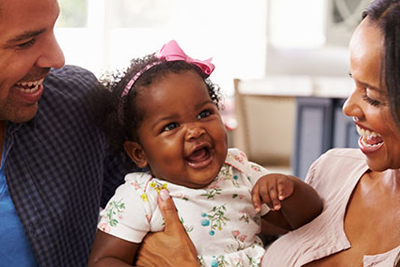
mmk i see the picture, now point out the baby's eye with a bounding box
[197,110,211,119]
[163,122,179,132]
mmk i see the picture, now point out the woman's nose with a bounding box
[342,89,363,120]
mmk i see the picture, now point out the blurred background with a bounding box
[56,0,370,179]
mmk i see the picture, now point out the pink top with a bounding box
[261,148,400,267]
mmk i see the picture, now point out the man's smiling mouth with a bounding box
[15,78,44,93]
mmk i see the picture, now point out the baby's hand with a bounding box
[251,173,295,213]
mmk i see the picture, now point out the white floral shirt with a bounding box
[99,148,270,267]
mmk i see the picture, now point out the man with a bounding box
[0,0,128,266]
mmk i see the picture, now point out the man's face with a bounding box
[0,0,65,123]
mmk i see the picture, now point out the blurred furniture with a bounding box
[233,76,358,179]
[233,78,297,168]
[293,97,358,179]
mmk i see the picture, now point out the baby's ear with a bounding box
[124,141,148,168]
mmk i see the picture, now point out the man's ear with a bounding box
[124,141,148,168]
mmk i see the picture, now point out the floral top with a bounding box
[99,148,270,267]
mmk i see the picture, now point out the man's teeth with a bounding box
[16,78,44,93]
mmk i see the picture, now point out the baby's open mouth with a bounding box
[186,146,213,169]
[187,147,210,163]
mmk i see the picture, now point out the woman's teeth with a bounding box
[356,125,383,146]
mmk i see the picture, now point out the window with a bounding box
[268,0,326,48]
[55,0,268,97]
[326,0,371,46]
[58,0,88,27]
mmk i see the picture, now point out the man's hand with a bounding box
[135,189,200,267]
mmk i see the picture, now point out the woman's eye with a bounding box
[363,95,381,106]
[198,110,211,119]
[163,122,179,132]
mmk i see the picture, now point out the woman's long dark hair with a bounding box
[362,1,400,266]
[363,0,400,130]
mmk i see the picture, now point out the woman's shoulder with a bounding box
[323,148,365,160]
[310,148,365,173]
[305,148,367,195]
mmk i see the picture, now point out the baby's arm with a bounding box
[88,230,140,267]
[252,173,322,231]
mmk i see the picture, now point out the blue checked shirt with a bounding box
[4,65,129,266]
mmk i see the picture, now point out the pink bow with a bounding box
[156,40,215,75]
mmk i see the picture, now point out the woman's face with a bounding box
[343,17,400,171]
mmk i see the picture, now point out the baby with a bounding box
[88,40,322,267]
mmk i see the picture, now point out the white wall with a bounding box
[56,0,269,98]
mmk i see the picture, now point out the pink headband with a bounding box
[121,40,214,98]
[119,40,215,123]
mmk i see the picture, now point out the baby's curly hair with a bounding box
[90,53,222,163]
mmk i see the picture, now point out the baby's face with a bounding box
[129,70,228,188]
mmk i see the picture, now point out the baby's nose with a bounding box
[185,125,205,140]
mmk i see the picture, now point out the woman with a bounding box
[133,0,400,266]
[261,0,400,265]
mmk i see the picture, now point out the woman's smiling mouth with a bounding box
[356,124,384,153]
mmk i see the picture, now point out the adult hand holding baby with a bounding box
[135,189,200,267]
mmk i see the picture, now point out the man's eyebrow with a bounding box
[6,29,46,44]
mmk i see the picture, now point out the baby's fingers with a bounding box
[276,177,295,200]
[256,179,278,211]
[251,184,262,213]
[277,181,286,201]
[265,183,281,211]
